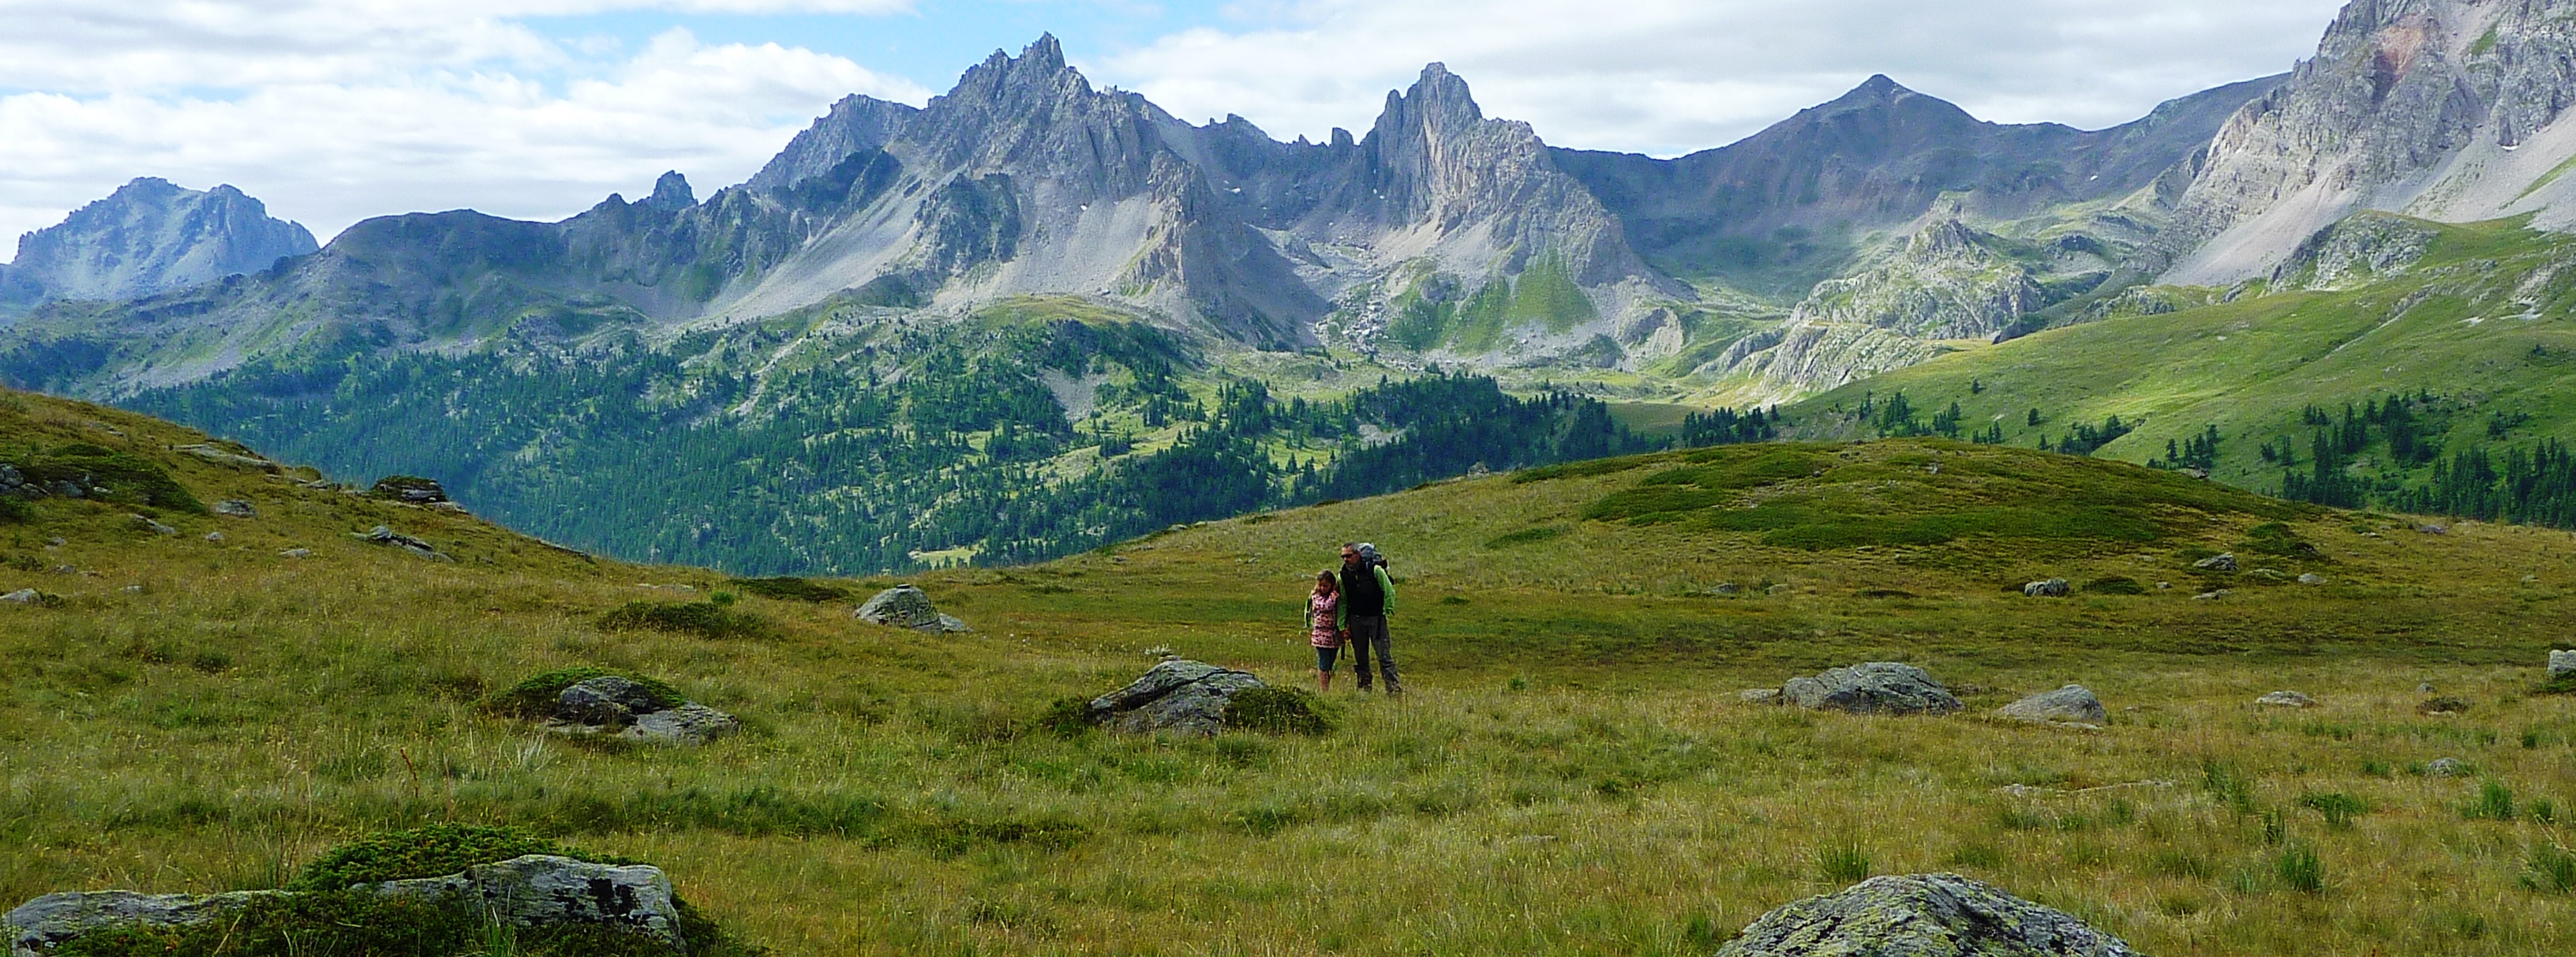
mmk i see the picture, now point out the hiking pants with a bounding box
[1346,615,1398,692]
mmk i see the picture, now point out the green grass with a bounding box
[6,388,2576,954]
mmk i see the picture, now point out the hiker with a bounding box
[1339,542,1398,695]
[1306,570,1343,692]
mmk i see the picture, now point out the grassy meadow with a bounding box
[5,388,2576,955]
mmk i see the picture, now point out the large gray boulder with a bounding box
[1780,662,1963,715]
[2552,649,2575,678]
[556,676,665,727]
[1715,873,2140,956]
[2021,579,2069,597]
[1088,659,1265,736]
[7,890,282,955]
[369,855,683,947]
[543,677,739,746]
[2192,553,2237,572]
[629,704,742,745]
[855,584,971,632]
[1998,685,2106,725]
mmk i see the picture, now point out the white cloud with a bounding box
[1095,0,2349,156]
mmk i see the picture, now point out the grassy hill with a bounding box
[6,388,2576,955]
[1784,216,2576,525]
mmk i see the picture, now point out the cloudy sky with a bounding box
[0,0,2349,246]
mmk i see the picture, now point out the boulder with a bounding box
[2428,757,2470,777]
[2255,690,2316,708]
[1,589,39,604]
[351,524,451,561]
[1087,659,1265,736]
[2551,649,2574,678]
[369,855,683,947]
[368,475,449,505]
[1998,685,2106,725]
[628,704,742,745]
[129,514,177,536]
[1780,662,1963,715]
[1714,873,2140,957]
[7,889,284,955]
[2297,572,2326,584]
[2021,579,2069,598]
[1738,688,1784,705]
[2193,553,2237,572]
[854,584,970,632]
[212,500,256,518]
[279,548,314,559]
[556,676,663,727]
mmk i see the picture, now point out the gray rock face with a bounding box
[3,177,316,306]
[2023,579,2070,598]
[2550,649,2574,677]
[855,584,970,632]
[2256,690,2318,708]
[6,889,283,955]
[1780,662,1963,715]
[1087,659,1266,736]
[1714,873,2141,957]
[371,855,685,948]
[2194,553,2238,572]
[1794,220,2049,340]
[1998,685,2107,725]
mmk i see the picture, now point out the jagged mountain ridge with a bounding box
[0,177,316,313]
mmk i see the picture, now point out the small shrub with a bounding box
[2524,843,2576,893]
[2300,792,2368,829]
[0,497,30,523]
[289,824,578,890]
[1817,840,1872,884]
[2083,576,2148,595]
[2276,841,2325,894]
[1036,696,1094,738]
[487,667,686,720]
[2467,780,2518,821]
[728,576,850,602]
[1222,687,1335,735]
[598,601,772,640]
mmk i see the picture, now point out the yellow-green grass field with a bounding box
[4,387,2576,955]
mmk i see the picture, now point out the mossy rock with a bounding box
[289,824,589,891]
[487,667,687,720]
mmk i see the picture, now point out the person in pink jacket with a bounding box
[1306,570,1345,692]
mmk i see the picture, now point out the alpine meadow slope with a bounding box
[6,388,2576,955]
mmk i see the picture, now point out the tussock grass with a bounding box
[5,388,2576,954]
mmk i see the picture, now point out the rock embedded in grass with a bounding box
[2551,649,2574,678]
[351,524,450,561]
[2256,690,2317,708]
[6,888,286,954]
[2194,552,2238,572]
[542,677,739,746]
[1088,659,1265,736]
[2418,696,2471,715]
[2428,757,2469,777]
[129,513,177,536]
[1713,872,2140,956]
[212,499,256,517]
[1778,662,1963,715]
[854,584,972,632]
[2298,572,2327,584]
[2022,578,2070,597]
[1998,685,2106,725]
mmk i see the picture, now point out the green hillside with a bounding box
[1788,216,2576,525]
[7,388,2576,955]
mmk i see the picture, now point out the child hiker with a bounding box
[1307,570,1344,692]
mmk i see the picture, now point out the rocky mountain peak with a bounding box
[947,33,1091,109]
[1376,63,1485,136]
[643,171,695,211]
[746,94,920,193]
[5,176,317,304]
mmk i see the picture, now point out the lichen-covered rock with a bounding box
[367,855,683,948]
[2255,690,2316,708]
[556,676,665,727]
[7,889,284,955]
[1780,662,1963,715]
[1714,873,2140,956]
[2428,757,2470,777]
[627,704,741,745]
[2552,649,2575,678]
[212,499,256,518]
[2193,553,2237,572]
[540,678,738,746]
[2022,579,2069,597]
[1998,685,2106,725]
[855,584,971,632]
[351,524,451,561]
[1088,659,1265,736]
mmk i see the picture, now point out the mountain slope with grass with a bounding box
[8,387,2576,955]
[1783,214,2576,527]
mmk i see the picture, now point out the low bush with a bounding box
[1222,686,1335,735]
[487,667,687,720]
[0,497,30,523]
[727,576,850,602]
[289,824,582,890]
[599,601,772,640]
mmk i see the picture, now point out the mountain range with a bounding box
[7,0,2576,572]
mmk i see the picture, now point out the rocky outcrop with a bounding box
[2270,211,2439,289]
[2257,689,2320,707]
[2552,649,2575,677]
[854,584,971,632]
[2023,579,2071,597]
[368,475,449,505]
[1086,659,1265,736]
[351,524,449,561]
[1793,220,2050,340]
[541,676,739,746]
[2166,0,2576,283]
[1998,685,2108,725]
[1776,662,1964,715]
[1714,873,2141,956]
[6,856,683,955]
[2,178,316,306]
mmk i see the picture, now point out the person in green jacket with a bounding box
[1337,542,1399,695]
